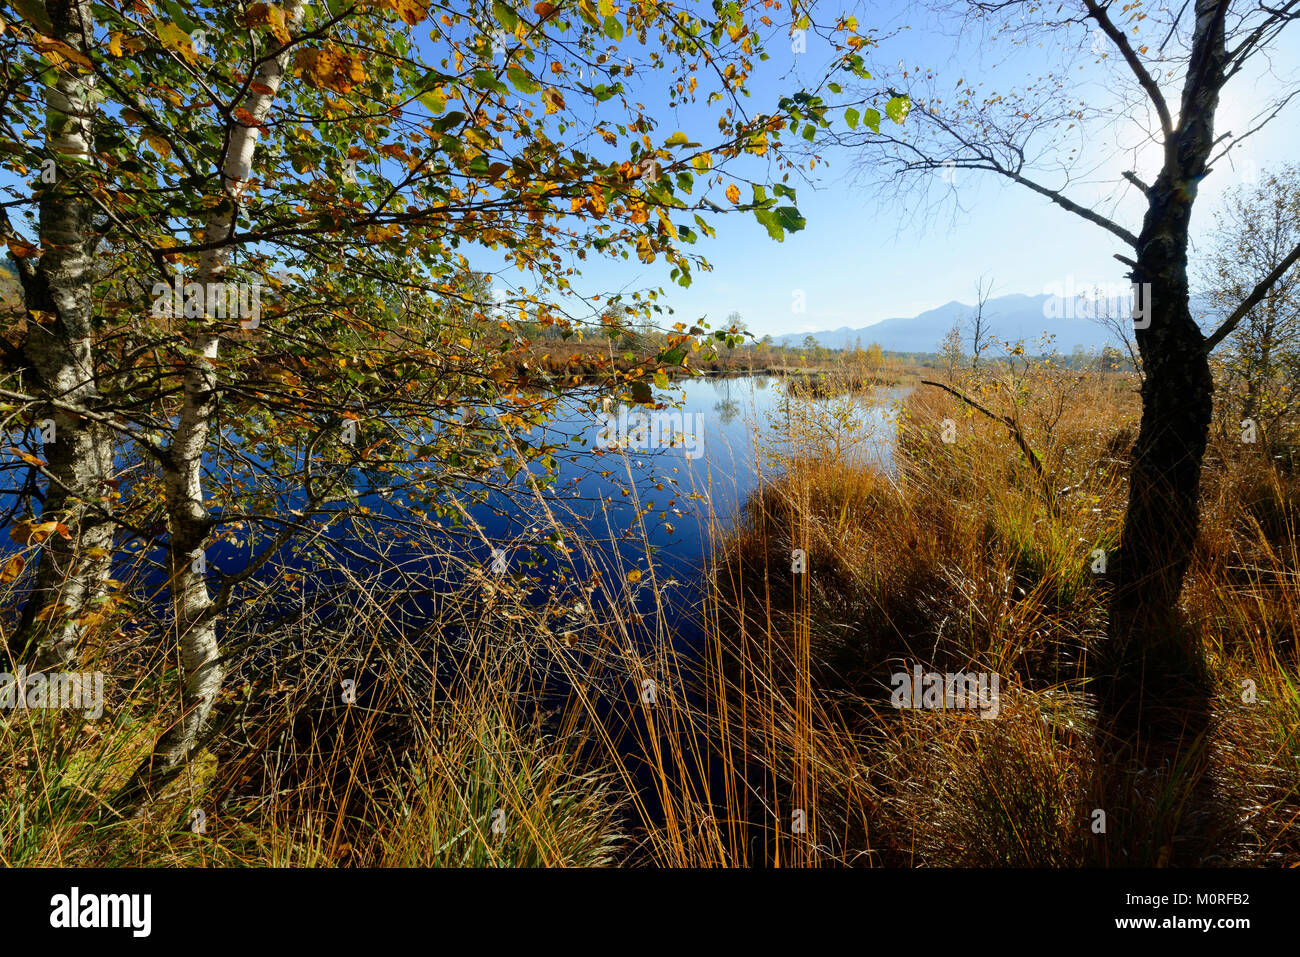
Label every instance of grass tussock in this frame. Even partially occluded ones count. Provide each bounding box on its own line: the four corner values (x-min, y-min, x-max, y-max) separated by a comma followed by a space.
696, 371, 1300, 866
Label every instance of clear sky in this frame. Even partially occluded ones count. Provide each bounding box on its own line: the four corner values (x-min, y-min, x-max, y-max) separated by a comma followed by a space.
484, 0, 1300, 343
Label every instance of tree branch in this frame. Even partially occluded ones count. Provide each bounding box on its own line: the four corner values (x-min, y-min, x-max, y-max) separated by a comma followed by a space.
1204, 236, 1300, 350
1083, 0, 1175, 140
920, 378, 1056, 504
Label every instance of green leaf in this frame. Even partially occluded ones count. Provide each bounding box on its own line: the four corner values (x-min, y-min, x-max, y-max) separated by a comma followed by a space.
886, 95, 910, 124
603, 15, 624, 40
432, 111, 467, 132
844, 107, 860, 130
773, 206, 806, 234
506, 67, 538, 94
160, 0, 199, 33
658, 345, 688, 366
10, 0, 53, 34
418, 88, 447, 112
492, 0, 520, 32
863, 108, 882, 133
472, 70, 509, 96
752, 207, 786, 242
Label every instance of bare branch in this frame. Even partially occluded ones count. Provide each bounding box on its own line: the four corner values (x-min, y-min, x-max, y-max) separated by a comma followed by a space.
1083, 0, 1175, 139
1204, 236, 1300, 350
919, 378, 1054, 502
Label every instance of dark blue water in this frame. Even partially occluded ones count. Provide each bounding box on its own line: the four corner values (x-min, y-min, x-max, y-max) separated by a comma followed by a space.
6, 377, 907, 646
306, 374, 909, 644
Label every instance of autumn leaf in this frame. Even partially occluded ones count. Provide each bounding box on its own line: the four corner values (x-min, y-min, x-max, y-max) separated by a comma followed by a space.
295, 48, 367, 94
1, 554, 24, 583
6, 447, 46, 468
542, 87, 565, 113
577, 0, 601, 28
157, 21, 198, 63
364, 0, 430, 25
626, 568, 642, 584
8, 520, 63, 545
144, 132, 173, 157
245, 3, 290, 45
32, 35, 92, 70
534, 2, 559, 20
725, 183, 740, 204
34, 603, 67, 623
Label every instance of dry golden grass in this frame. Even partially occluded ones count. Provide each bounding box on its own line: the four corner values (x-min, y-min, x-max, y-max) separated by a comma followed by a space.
3, 367, 1296, 867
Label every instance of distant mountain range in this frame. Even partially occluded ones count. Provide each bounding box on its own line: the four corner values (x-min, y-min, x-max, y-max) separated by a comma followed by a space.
775, 291, 1220, 354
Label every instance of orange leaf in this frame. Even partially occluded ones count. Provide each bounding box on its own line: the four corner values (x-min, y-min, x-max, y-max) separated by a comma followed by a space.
1, 554, 25, 583
34, 603, 67, 623
8, 520, 61, 545
245, 3, 290, 45
6, 447, 47, 468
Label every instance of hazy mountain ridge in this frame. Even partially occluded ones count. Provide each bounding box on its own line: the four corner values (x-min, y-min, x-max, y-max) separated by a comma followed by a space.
776, 291, 1222, 354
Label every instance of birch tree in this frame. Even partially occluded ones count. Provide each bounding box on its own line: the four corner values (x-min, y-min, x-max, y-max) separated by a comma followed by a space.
1, 0, 116, 674
2, 0, 900, 804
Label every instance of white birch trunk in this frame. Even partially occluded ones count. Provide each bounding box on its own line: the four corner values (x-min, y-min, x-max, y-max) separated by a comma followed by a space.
147, 0, 307, 773
11, 0, 114, 676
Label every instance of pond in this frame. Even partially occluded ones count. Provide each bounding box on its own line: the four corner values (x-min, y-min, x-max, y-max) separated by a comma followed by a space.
5, 377, 911, 651
384, 374, 914, 645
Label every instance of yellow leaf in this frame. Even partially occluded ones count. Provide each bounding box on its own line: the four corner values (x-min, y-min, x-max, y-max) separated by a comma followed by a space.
9, 520, 61, 545
32, 36, 92, 70
725, 183, 740, 204
157, 21, 197, 63
1, 554, 24, 583
7, 447, 46, 468
626, 569, 642, 584
245, 3, 290, 45
34, 603, 67, 623
294, 47, 366, 94
144, 132, 172, 158
655, 207, 677, 239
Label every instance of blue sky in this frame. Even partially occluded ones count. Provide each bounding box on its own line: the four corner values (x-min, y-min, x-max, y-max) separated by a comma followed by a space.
484, 0, 1300, 343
